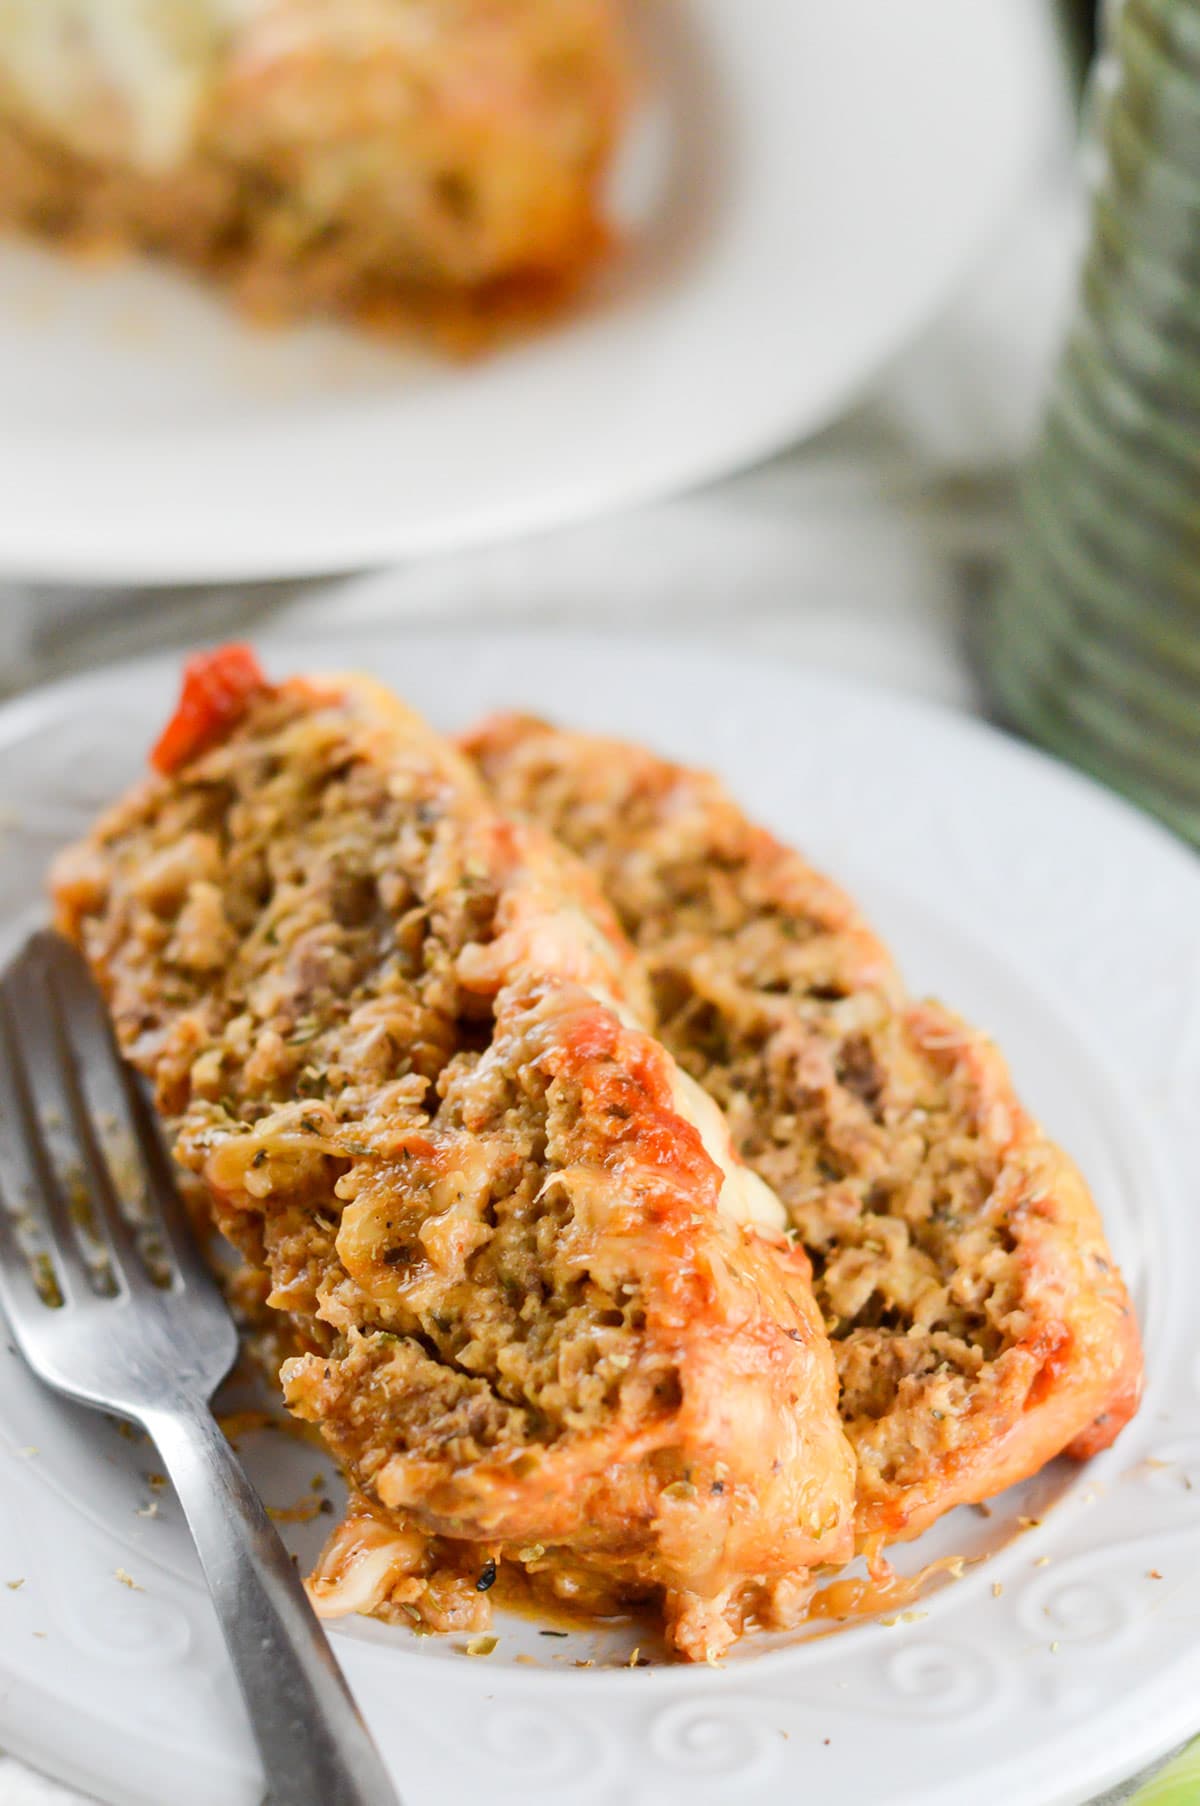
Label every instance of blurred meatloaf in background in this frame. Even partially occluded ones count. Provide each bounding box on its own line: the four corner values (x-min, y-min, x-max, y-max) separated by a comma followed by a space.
465, 714, 1145, 1549
0, 0, 630, 342
51, 647, 856, 1663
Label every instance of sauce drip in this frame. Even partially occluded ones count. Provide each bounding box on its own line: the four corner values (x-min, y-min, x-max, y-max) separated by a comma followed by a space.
806, 1548, 968, 1627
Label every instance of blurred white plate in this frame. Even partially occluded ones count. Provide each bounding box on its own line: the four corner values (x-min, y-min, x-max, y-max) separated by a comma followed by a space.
0, 633, 1197, 1806
0, 0, 1041, 585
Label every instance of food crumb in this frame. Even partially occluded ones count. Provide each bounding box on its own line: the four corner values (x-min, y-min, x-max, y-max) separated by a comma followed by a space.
114, 1568, 142, 1591
823, 1739, 831, 1746
32, 1631, 45, 1639
6, 1579, 24, 1591
465, 1636, 497, 1658
573, 1659, 594, 1669
1148, 1569, 1163, 1580
135, 1501, 159, 1519
1018, 1516, 1041, 1530
266, 1494, 328, 1525
898, 1611, 927, 1624
1050, 1641, 1060, 1655
1034, 1556, 1051, 1567
992, 1582, 1004, 1598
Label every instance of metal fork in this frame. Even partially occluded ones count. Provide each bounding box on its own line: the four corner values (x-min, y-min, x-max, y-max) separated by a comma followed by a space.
0, 931, 401, 1806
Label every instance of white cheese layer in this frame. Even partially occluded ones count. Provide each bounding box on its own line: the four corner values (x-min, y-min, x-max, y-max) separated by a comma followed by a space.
0, 0, 252, 170
669, 1066, 786, 1233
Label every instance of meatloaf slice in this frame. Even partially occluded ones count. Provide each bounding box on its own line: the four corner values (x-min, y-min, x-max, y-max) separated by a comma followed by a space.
0, 0, 630, 344
51, 648, 856, 1661
464, 714, 1144, 1547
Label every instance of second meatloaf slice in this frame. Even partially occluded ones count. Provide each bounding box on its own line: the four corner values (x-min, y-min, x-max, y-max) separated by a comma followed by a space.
465, 713, 1144, 1549
51, 647, 855, 1661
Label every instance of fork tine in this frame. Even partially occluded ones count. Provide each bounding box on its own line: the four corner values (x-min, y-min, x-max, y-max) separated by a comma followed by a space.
39, 932, 215, 1294
0, 951, 92, 1306
39, 950, 161, 1300
123, 1064, 216, 1289
0, 1162, 59, 1336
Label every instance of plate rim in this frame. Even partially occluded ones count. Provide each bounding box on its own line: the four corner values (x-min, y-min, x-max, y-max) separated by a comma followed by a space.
0, 0, 1041, 585
0, 633, 1196, 1806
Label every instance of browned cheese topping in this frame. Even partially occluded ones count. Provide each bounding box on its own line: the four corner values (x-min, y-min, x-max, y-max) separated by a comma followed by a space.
465, 714, 1144, 1544
52, 655, 856, 1661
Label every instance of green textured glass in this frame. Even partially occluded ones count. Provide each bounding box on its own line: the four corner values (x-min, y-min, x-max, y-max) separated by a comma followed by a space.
1131, 1737, 1200, 1805
987, 0, 1200, 846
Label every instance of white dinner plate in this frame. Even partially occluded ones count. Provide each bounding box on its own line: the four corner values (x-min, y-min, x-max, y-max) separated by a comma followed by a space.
0, 0, 1042, 585
0, 631, 1197, 1806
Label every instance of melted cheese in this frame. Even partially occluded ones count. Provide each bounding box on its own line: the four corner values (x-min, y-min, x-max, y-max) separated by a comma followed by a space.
0, 0, 251, 169
805, 1550, 969, 1630
306, 1510, 429, 1619
668, 1066, 785, 1233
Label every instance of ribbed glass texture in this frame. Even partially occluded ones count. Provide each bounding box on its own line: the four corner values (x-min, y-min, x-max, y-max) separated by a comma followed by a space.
988, 0, 1200, 846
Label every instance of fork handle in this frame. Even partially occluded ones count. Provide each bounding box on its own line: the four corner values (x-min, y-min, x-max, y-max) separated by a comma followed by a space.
142, 1400, 401, 1806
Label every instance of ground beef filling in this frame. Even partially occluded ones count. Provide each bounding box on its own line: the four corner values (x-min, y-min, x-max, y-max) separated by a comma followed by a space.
659, 976, 1026, 1376
69, 693, 669, 1462
465, 732, 1064, 1503
57, 678, 859, 1658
